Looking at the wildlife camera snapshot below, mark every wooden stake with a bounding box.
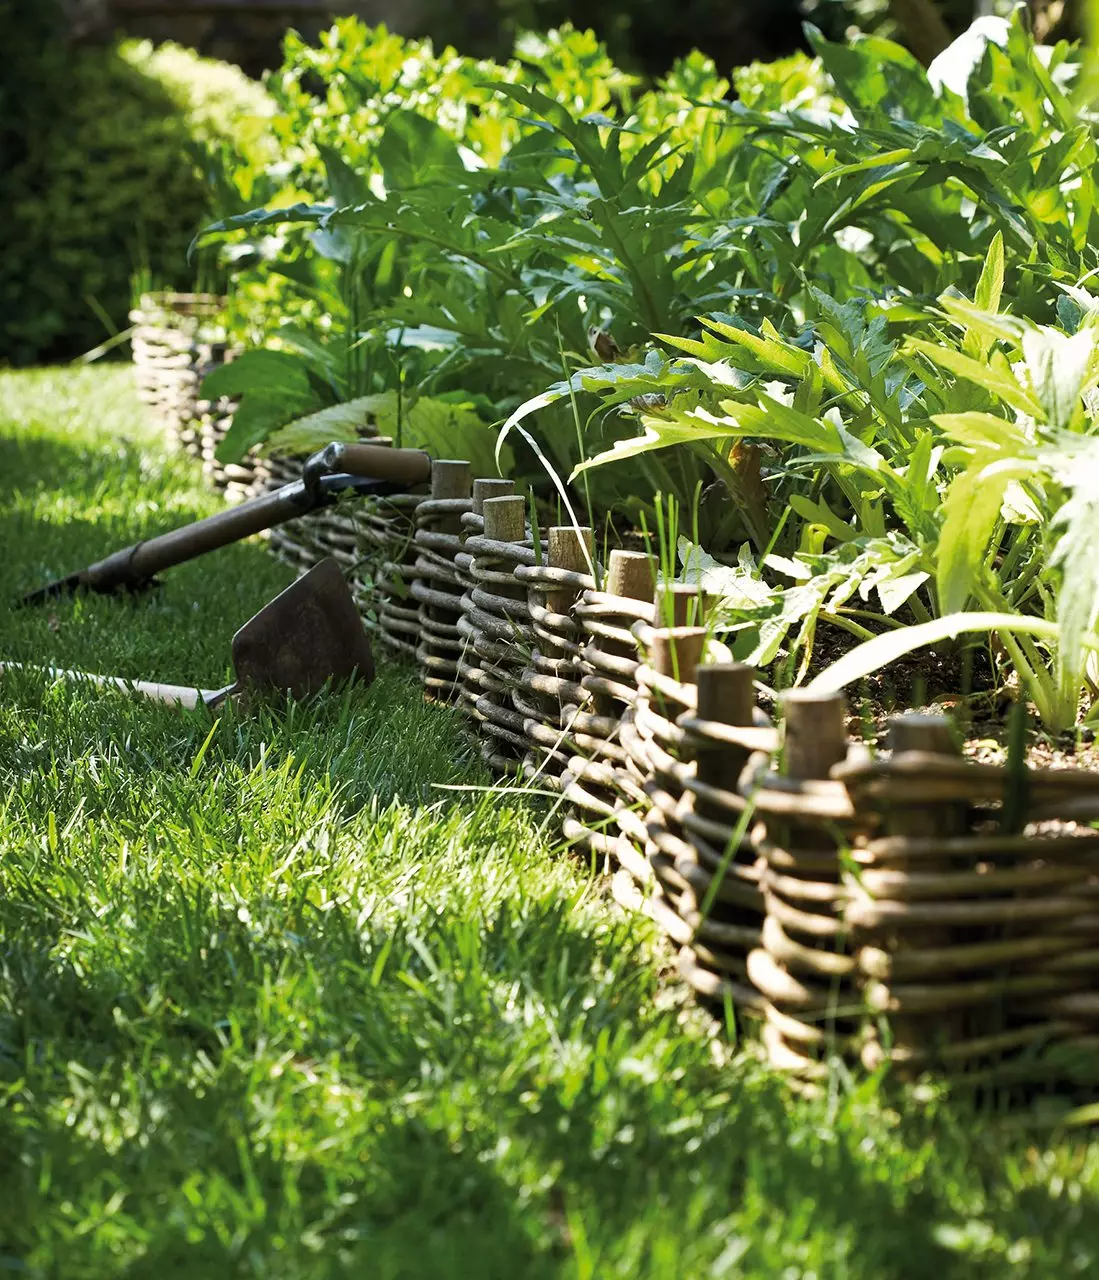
[430,459,472,500]
[869,711,965,1074]
[654,582,711,628]
[889,712,956,757]
[606,549,656,602]
[782,690,847,781]
[696,662,756,794]
[472,478,514,515]
[482,495,526,543]
[649,626,706,686]
[546,526,593,615]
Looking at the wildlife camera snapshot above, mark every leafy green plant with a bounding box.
[553,228,1099,726]
[199,12,1099,727]
[269,391,506,476]
[202,342,505,476]
[200,34,761,525]
[903,283,1099,728]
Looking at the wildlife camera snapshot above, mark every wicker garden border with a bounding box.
[132,338,1099,1100]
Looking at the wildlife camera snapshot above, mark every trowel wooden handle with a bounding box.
[78,483,319,594]
[323,443,432,487]
[0,662,219,708]
[97,676,216,708]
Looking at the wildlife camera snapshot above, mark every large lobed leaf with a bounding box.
[202,349,321,464]
[268,391,508,477]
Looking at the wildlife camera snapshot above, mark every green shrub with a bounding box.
[121,39,276,161]
[0,20,273,367]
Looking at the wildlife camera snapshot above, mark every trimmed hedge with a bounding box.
[120,39,275,157]
[0,12,272,366]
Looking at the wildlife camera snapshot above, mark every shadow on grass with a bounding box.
[0,429,146,490]
[0,1091,560,1279]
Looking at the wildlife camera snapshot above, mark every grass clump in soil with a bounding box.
[2,366,1099,1277]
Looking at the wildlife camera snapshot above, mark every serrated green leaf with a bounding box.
[677,539,775,608]
[750,578,832,668]
[716,396,890,475]
[788,495,856,542]
[1021,325,1098,431]
[318,144,371,208]
[937,296,1026,346]
[805,25,938,121]
[217,394,314,465]
[201,348,313,402]
[814,148,914,185]
[905,338,1042,417]
[263,396,381,455]
[932,411,1034,452]
[764,554,812,581]
[375,110,467,189]
[269,391,505,476]
[694,317,811,379]
[570,414,733,478]
[204,350,320,465]
[876,570,929,615]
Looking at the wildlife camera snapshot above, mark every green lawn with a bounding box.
[2,366,1099,1277]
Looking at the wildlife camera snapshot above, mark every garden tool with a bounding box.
[2,557,374,710]
[21,442,432,605]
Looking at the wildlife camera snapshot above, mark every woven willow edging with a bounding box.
[454,479,519,728]
[512,530,594,791]
[460,495,537,776]
[464,522,1099,1095]
[617,644,1099,1096]
[561,551,656,861]
[130,292,257,502]
[836,735,1099,1088]
[252,467,1099,1095]
[412,461,473,702]
[130,292,221,451]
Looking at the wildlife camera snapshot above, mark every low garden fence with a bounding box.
[129,292,255,502]
[237,458,1099,1099]
[133,342,1099,1100]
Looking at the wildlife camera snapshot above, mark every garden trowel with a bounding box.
[21,442,431,604]
[2,557,374,710]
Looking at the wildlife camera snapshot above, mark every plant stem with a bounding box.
[975,582,1059,729]
[819,612,877,643]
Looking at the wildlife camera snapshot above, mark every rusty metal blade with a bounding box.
[229,557,374,700]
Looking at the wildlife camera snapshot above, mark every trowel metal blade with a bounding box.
[230,557,375,701]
